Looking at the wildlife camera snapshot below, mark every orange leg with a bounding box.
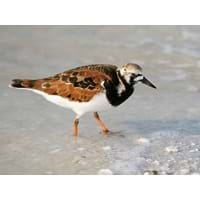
[93,112,109,134]
[73,118,79,137]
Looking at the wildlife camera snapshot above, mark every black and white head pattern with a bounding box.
[119,63,144,85]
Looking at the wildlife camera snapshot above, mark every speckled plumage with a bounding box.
[12,64,118,102]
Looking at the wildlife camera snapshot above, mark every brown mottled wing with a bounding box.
[28,64,118,102]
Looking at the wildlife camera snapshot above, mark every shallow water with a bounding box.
[0,26,200,174]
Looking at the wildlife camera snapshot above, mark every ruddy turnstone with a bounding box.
[10,63,156,136]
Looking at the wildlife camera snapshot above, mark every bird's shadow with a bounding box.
[101,130,126,138]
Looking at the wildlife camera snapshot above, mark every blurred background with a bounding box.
[0,26,200,174]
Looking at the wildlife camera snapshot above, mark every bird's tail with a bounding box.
[10,79,35,89]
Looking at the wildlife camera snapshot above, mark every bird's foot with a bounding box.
[100,128,110,136]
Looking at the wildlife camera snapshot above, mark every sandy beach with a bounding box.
[0,26,200,174]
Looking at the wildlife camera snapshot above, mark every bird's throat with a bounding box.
[104,71,134,106]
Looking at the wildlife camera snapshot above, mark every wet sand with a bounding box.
[0,26,200,174]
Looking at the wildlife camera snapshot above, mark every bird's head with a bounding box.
[119,63,156,89]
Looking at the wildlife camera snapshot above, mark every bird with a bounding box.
[10,63,156,137]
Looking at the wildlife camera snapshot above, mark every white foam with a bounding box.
[97,169,113,175]
[136,137,150,144]
[102,146,111,151]
[165,146,179,153]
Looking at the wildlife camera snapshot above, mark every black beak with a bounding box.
[141,76,157,89]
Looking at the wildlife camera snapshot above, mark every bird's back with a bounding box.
[11,64,118,102]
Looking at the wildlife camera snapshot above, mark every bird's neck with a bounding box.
[104,70,134,106]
